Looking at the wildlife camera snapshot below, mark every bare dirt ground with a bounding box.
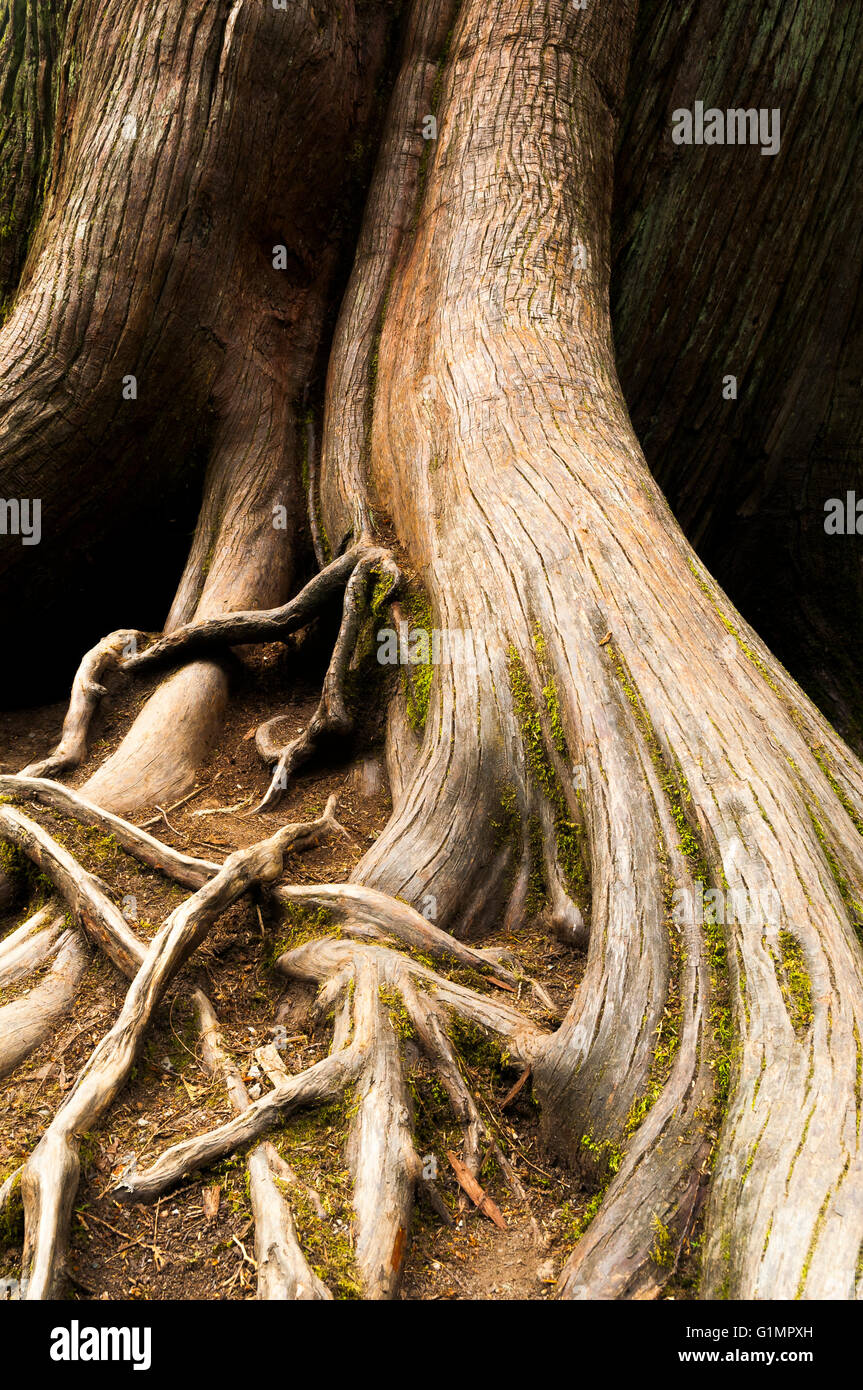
[0,639,698,1300]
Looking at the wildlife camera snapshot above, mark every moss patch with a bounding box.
[768,930,814,1035]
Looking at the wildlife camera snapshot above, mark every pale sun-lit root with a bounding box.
[0,904,68,990]
[114,927,546,1298]
[254,549,401,813]
[114,1050,361,1204]
[282,937,546,1292]
[342,955,421,1297]
[0,775,220,889]
[0,805,148,976]
[20,631,144,781]
[118,547,374,675]
[272,881,520,988]
[0,932,90,1080]
[18,808,346,1300]
[278,939,546,1066]
[191,988,332,1301]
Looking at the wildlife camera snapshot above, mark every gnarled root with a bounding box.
[254,548,400,812]
[20,631,144,781]
[113,917,546,1298]
[120,548,368,674]
[0,775,220,888]
[0,903,69,990]
[0,805,147,976]
[0,931,90,1080]
[273,881,518,986]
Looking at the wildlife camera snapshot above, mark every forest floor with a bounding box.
[0,636,699,1300]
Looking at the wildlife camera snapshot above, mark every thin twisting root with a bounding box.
[190,989,332,1300]
[254,547,400,812]
[20,631,144,781]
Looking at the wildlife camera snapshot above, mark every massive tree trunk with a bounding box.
[1,0,862,1303]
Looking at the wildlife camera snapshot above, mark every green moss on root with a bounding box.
[402,591,435,734]
[507,645,588,909]
[767,930,814,1035]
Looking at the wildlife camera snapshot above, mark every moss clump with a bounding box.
[378,985,415,1042]
[0,1170,23,1247]
[553,1186,609,1247]
[370,567,397,617]
[402,591,435,734]
[810,744,863,839]
[626,837,684,1138]
[0,842,29,886]
[81,826,120,864]
[507,645,588,909]
[795,1178,842,1300]
[273,1100,362,1298]
[0,842,51,900]
[491,785,520,848]
[768,930,814,1035]
[580,1130,622,1177]
[448,1016,507,1079]
[269,904,334,964]
[650,1214,675,1269]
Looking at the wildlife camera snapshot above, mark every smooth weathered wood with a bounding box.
[0,931,89,1079]
[0,775,220,888]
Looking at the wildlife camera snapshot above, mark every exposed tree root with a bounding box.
[254,548,401,812]
[115,1051,361,1204]
[109,919,546,1298]
[272,882,519,986]
[10,804,344,1299]
[20,632,144,781]
[0,805,148,976]
[0,931,90,1080]
[0,904,68,990]
[191,989,332,1301]
[0,775,220,889]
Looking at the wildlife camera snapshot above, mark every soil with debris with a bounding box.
[0,643,698,1301]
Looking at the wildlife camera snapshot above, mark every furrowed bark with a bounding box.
[2,0,862,1308]
[320,0,863,1296]
[0,0,67,309]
